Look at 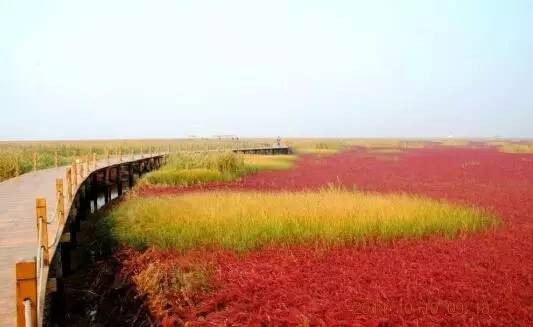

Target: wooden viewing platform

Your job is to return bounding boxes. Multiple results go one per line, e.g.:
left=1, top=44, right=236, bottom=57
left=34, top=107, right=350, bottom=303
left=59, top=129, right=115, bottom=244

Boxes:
left=0, top=153, right=165, bottom=326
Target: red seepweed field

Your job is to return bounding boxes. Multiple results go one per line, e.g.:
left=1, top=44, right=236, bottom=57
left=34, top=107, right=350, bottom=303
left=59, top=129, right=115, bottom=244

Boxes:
left=129, top=146, right=533, bottom=325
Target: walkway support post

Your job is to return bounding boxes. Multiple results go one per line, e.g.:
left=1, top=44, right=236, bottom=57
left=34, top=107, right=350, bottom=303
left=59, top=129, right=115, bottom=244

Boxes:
left=117, top=165, right=123, bottom=197
left=128, top=164, right=134, bottom=189
left=90, top=173, right=98, bottom=212
left=68, top=207, right=78, bottom=248
left=104, top=168, right=110, bottom=204
left=16, top=260, right=37, bottom=327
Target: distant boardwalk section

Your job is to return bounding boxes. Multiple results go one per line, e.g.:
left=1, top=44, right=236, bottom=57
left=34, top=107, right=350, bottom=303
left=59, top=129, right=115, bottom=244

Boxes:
left=232, top=145, right=290, bottom=155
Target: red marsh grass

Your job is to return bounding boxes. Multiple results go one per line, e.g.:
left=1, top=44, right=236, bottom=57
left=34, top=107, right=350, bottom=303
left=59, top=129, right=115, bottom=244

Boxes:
left=113, top=147, right=531, bottom=325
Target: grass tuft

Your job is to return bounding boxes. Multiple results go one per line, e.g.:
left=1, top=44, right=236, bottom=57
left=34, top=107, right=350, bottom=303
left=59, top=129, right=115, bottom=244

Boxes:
left=119, top=247, right=214, bottom=321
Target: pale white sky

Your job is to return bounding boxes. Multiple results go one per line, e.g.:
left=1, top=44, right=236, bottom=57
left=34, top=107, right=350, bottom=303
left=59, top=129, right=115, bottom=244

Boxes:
left=1, top=0, right=532, bottom=140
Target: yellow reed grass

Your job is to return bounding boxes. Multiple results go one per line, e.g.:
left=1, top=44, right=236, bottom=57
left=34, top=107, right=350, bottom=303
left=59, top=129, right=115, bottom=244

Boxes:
left=108, top=190, right=498, bottom=251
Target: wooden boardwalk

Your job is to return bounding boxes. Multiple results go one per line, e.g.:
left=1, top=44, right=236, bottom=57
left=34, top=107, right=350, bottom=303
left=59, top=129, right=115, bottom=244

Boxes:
left=232, top=145, right=290, bottom=155
left=0, top=155, right=158, bottom=326
left=0, top=146, right=288, bottom=326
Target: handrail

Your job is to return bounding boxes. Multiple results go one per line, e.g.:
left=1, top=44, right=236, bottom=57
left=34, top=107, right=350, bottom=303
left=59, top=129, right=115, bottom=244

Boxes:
left=14, top=146, right=286, bottom=326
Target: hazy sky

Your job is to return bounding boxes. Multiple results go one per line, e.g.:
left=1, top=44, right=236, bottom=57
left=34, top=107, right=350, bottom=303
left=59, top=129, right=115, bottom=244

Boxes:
left=1, top=0, right=532, bottom=140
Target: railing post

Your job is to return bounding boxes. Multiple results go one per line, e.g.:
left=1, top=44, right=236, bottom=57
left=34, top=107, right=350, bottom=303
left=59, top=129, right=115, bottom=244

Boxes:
left=56, top=179, right=65, bottom=227
left=117, top=165, right=123, bottom=197
left=16, top=260, right=37, bottom=327
left=79, top=160, right=84, bottom=180
left=66, top=168, right=72, bottom=202
left=77, top=160, right=81, bottom=184
left=128, top=163, right=134, bottom=188
left=36, top=198, right=49, bottom=265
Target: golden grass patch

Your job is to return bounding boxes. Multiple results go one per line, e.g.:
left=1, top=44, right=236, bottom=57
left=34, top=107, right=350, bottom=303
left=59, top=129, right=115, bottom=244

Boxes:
left=497, top=143, right=533, bottom=154
left=243, top=155, right=297, bottom=171
left=108, top=190, right=498, bottom=251
left=140, top=152, right=297, bottom=187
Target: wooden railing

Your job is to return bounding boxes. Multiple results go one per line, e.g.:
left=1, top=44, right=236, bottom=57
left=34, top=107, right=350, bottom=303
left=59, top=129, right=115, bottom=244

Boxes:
left=15, top=151, right=166, bottom=327
left=13, top=144, right=290, bottom=326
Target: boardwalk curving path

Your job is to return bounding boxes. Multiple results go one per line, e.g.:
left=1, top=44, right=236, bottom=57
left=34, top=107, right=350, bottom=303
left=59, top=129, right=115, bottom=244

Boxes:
left=0, top=146, right=288, bottom=326
left=0, top=155, right=157, bottom=326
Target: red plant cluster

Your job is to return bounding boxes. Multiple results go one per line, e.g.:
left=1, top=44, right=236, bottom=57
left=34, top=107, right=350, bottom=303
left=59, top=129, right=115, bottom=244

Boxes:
left=133, top=147, right=533, bottom=325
